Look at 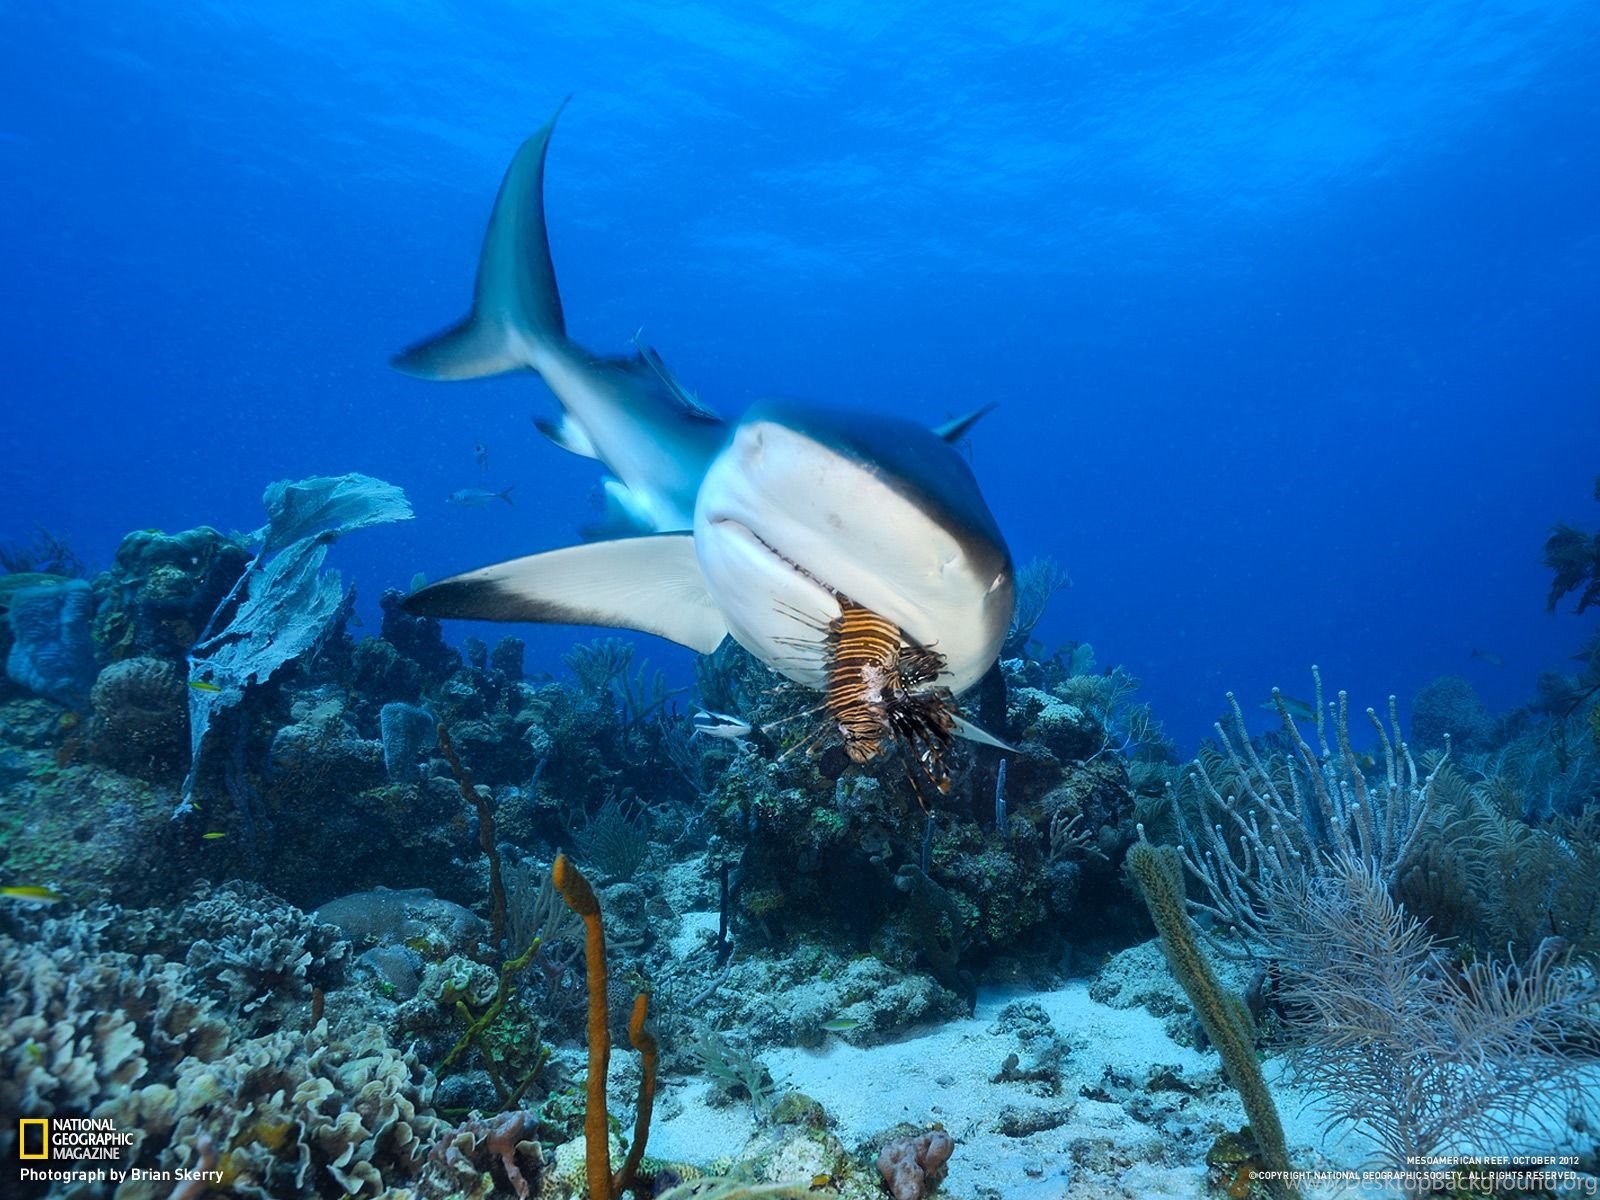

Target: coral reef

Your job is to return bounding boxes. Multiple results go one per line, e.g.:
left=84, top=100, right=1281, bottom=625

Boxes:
left=151, top=881, right=349, bottom=1034
left=267, top=694, right=387, bottom=805
left=107, top=1021, right=444, bottom=1199
left=0, top=906, right=232, bottom=1160
left=421, top=1109, right=547, bottom=1200
left=24, top=492, right=1557, bottom=1198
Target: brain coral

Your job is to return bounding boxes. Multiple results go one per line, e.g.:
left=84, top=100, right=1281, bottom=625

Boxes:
left=88, top=654, right=189, bottom=778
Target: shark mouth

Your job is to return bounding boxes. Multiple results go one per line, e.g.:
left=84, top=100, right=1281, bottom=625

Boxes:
left=711, top=514, right=972, bottom=792
left=712, top=518, right=829, bottom=590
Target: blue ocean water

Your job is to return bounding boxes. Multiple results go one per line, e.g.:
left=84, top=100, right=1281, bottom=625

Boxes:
left=3, top=1, right=1598, bottom=752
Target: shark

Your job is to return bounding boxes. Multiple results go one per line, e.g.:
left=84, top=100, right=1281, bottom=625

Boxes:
left=394, top=104, right=1016, bottom=758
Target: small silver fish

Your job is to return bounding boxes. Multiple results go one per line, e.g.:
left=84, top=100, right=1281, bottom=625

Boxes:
left=448, top=486, right=515, bottom=508
left=691, top=709, right=753, bottom=741
left=1262, top=694, right=1317, bottom=723
left=1470, top=647, right=1504, bottom=667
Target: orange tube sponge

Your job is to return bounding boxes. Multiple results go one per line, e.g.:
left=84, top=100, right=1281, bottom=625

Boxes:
left=553, top=853, right=612, bottom=1200
left=615, top=992, right=658, bottom=1194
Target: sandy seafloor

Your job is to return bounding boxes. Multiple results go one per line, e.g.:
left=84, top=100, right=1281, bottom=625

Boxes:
left=635, top=911, right=1590, bottom=1200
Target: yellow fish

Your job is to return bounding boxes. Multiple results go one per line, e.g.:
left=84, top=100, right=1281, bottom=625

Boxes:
left=188, top=680, right=222, bottom=693
left=202, top=832, right=227, bottom=840
left=2, top=886, right=64, bottom=904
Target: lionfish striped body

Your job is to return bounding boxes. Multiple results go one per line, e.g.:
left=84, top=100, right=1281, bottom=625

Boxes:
left=825, top=599, right=958, bottom=793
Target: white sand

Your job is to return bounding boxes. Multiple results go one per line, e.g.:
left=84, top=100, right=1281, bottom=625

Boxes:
left=647, top=976, right=1385, bottom=1198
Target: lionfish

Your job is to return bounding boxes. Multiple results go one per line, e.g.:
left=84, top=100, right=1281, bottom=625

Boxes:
left=770, top=597, right=964, bottom=804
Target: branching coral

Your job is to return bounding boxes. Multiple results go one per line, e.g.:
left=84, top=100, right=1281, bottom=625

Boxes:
left=1544, top=476, right=1600, bottom=614
left=1003, top=555, right=1071, bottom=655
left=0, top=526, right=86, bottom=577
left=1172, top=667, right=1438, bottom=956
left=1169, top=669, right=1600, bottom=1166
left=1268, top=854, right=1600, bottom=1164
left=572, top=791, right=653, bottom=882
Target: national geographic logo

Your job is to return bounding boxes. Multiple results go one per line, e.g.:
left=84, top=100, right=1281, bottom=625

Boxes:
left=15, top=1117, right=132, bottom=1160
left=14, top=1117, right=222, bottom=1189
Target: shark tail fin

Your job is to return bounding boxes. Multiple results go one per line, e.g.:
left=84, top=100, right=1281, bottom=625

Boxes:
left=392, top=98, right=572, bottom=381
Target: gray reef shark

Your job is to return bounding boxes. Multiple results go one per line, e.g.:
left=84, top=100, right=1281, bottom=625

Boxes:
left=393, top=104, right=1016, bottom=764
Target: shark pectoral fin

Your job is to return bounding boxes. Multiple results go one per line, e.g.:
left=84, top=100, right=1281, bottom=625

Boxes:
left=392, top=99, right=571, bottom=381
left=535, top=412, right=600, bottom=459
left=949, top=712, right=1017, bottom=753
left=402, top=533, right=729, bottom=654
left=934, top=403, right=997, bottom=444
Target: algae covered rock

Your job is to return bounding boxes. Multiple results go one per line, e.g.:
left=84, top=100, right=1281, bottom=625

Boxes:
left=267, top=694, right=386, bottom=803
left=92, top=526, right=250, bottom=662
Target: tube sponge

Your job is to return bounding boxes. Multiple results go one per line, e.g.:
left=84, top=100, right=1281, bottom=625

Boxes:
left=4, top=579, right=97, bottom=708
left=379, top=702, right=437, bottom=783
left=1126, top=838, right=1296, bottom=1199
